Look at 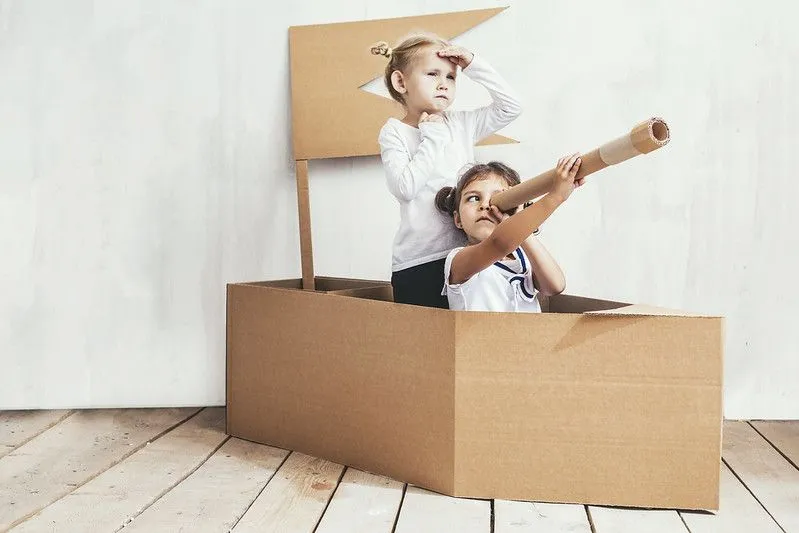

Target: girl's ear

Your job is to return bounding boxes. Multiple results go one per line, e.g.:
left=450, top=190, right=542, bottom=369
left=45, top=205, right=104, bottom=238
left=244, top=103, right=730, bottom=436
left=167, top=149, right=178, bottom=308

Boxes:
left=453, top=211, right=462, bottom=229
left=390, top=70, right=407, bottom=95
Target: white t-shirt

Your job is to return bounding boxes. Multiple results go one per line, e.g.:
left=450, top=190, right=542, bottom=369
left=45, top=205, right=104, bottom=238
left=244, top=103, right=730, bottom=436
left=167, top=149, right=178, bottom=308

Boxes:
left=442, top=246, right=542, bottom=313
left=377, top=55, right=523, bottom=272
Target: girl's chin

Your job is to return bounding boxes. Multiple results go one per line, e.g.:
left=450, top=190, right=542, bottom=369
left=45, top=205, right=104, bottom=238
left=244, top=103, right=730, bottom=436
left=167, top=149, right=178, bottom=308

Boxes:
left=467, top=232, right=492, bottom=244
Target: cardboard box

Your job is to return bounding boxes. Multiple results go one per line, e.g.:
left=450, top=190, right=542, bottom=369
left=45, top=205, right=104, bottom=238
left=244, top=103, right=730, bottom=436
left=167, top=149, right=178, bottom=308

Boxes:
left=226, top=279, right=723, bottom=510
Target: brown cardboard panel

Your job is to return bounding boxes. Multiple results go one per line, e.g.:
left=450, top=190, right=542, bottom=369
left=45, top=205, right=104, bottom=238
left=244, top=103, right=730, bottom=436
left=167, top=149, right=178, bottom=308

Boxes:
left=328, top=285, right=394, bottom=302
left=226, top=282, right=723, bottom=509
left=226, top=283, right=456, bottom=494
left=313, top=277, right=391, bottom=291
left=289, top=7, right=517, bottom=160
left=295, top=160, right=314, bottom=289
left=241, top=279, right=304, bottom=289
left=452, top=311, right=723, bottom=510
left=239, top=277, right=390, bottom=292
left=548, top=293, right=631, bottom=314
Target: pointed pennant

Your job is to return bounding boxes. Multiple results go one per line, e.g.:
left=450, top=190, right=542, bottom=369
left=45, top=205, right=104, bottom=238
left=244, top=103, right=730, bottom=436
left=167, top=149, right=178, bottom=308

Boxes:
left=289, top=7, right=516, bottom=160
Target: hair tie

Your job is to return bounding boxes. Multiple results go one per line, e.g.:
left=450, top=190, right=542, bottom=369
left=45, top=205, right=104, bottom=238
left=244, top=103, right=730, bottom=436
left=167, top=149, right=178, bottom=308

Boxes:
left=370, top=41, right=392, bottom=58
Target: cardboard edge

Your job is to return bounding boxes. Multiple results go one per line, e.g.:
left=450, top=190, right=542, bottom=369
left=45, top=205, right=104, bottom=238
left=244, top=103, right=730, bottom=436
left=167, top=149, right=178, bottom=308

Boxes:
left=230, top=276, right=390, bottom=289
left=585, top=303, right=723, bottom=318
left=286, top=5, right=508, bottom=30
left=225, top=283, right=235, bottom=435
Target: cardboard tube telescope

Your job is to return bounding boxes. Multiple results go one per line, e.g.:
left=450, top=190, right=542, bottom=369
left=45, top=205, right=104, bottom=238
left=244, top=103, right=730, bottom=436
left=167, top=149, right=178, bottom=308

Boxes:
left=490, top=117, right=670, bottom=211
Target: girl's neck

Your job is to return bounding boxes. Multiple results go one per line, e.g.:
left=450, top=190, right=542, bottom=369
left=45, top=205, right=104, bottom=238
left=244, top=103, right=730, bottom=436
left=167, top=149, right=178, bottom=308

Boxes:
left=401, top=109, right=423, bottom=127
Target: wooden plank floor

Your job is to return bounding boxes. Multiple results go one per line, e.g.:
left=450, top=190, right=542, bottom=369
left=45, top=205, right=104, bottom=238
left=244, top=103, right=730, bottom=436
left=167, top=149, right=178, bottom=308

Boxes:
left=1, top=410, right=797, bottom=532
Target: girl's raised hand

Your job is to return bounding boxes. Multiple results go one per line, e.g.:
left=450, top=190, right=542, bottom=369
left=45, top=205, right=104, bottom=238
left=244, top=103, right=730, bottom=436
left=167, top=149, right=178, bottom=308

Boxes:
left=437, top=46, right=474, bottom=69
left=551, top=153, right=582, bottom=202
left=488, top=204, right=510, bottom=225
left=419, top=111, right=444, bottom=125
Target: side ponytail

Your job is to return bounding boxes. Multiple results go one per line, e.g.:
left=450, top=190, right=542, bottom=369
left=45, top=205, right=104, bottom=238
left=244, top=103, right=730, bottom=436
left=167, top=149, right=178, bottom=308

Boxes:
left=435, top=186, right=456, bottom=215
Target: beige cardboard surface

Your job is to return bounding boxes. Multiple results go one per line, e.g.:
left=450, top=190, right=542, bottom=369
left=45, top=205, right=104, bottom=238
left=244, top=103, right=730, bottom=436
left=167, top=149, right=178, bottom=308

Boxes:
left=547, top=293, right=631, bottom=313
left=289, top=7, right=517, bottom=160
left=227, top=282, right=455, bottom=494
left=241, top=276, right=392, bottom=291
left=452, top=310, right=723, bottom=509
left=226, top=282, right=724, bottom=510
left=295, top=160, right=314, bottom=289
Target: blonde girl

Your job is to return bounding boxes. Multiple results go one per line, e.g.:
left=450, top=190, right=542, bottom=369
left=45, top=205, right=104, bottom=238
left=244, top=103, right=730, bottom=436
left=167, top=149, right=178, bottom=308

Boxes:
left=371, top=34, right=522, bottom=308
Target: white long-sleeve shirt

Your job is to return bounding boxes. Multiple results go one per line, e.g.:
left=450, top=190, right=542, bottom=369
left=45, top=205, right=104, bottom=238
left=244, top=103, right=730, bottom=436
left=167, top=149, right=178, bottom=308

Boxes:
left=378, top=54, right=523, bottom=272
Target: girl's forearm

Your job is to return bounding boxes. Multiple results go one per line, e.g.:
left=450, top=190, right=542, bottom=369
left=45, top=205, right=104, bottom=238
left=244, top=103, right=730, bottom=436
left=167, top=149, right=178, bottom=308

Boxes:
left=488, top=194, right=563, bottom=258
left=520, top=236, right=566, bottom=296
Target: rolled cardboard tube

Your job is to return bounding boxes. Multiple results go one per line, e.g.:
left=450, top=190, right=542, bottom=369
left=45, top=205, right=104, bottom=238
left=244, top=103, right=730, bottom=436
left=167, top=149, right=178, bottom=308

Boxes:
left=490, top=117, right=670, bottom=211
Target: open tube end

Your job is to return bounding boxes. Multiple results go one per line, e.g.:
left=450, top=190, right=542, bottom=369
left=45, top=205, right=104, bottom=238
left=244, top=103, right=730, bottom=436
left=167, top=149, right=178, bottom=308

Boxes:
left=650, top=117, right=670, bottom=145
left=631, top=117, right=670, bottom=153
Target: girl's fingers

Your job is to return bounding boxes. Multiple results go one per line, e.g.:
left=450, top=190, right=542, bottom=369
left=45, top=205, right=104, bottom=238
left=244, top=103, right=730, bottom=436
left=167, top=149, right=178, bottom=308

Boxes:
left=570, top=159, right=582, bottom=178
left=567, top=153, right=579, bottom=168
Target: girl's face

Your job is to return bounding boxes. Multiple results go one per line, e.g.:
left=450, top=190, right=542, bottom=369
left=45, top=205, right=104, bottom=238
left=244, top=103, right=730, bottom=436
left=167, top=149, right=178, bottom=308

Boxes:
left=396, top=47, right=457, bottom=114
left=454, top=174, right=511, bottom=244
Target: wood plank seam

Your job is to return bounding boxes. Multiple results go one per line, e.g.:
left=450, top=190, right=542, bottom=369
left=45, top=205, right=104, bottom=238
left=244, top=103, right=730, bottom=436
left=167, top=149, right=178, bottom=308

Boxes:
left=389, top=483, right=408, bottom=533
left=311, top=465, right=348, bottom=533
left=6, top=407, right=204, bottom=531
left=748, top=421, right=799, bottom=472
left=585, top=506, right=597, bottom=533
left=116, top=434, right=233, bottom=533
left=678, top=510, right=692, bottom=532
left=720, top=457, right=787, bottom=533
left=2, top=410, right=75, bottom=457
left=225, top=449, right=293, bottom=531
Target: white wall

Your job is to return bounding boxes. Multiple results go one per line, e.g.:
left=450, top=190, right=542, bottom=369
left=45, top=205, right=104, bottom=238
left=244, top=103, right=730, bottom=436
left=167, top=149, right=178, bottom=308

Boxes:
left=2, top=0, right=797, bottom=418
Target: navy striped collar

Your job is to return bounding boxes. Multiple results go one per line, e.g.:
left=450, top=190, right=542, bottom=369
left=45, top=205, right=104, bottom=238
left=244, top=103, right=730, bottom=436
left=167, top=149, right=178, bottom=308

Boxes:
left=492, top=248, right=536, bottom=300
left=493, top=247, right=527, bottom=275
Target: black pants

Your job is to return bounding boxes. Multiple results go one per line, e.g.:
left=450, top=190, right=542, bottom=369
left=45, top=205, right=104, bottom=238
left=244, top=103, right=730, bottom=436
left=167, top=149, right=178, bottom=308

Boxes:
left=391, top=258, right=449, bottom=309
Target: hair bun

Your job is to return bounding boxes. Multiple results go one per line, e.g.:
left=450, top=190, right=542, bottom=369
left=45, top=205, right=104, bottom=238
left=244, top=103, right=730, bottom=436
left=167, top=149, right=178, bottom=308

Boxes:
left=370, top=41, right=392, bottom=58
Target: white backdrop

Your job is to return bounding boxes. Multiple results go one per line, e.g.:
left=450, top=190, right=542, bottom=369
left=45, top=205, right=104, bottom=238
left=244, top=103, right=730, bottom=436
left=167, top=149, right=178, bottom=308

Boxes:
left=2, top=0, right=797, bottom=418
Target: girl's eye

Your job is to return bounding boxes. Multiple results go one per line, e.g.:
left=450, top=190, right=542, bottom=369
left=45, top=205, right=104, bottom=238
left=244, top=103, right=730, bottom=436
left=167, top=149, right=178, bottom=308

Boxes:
left=447, top=75, right=455, bottom=80
left=427, top=72, right=436, bottom=76
left=466, top=195, right=478, bottom=202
